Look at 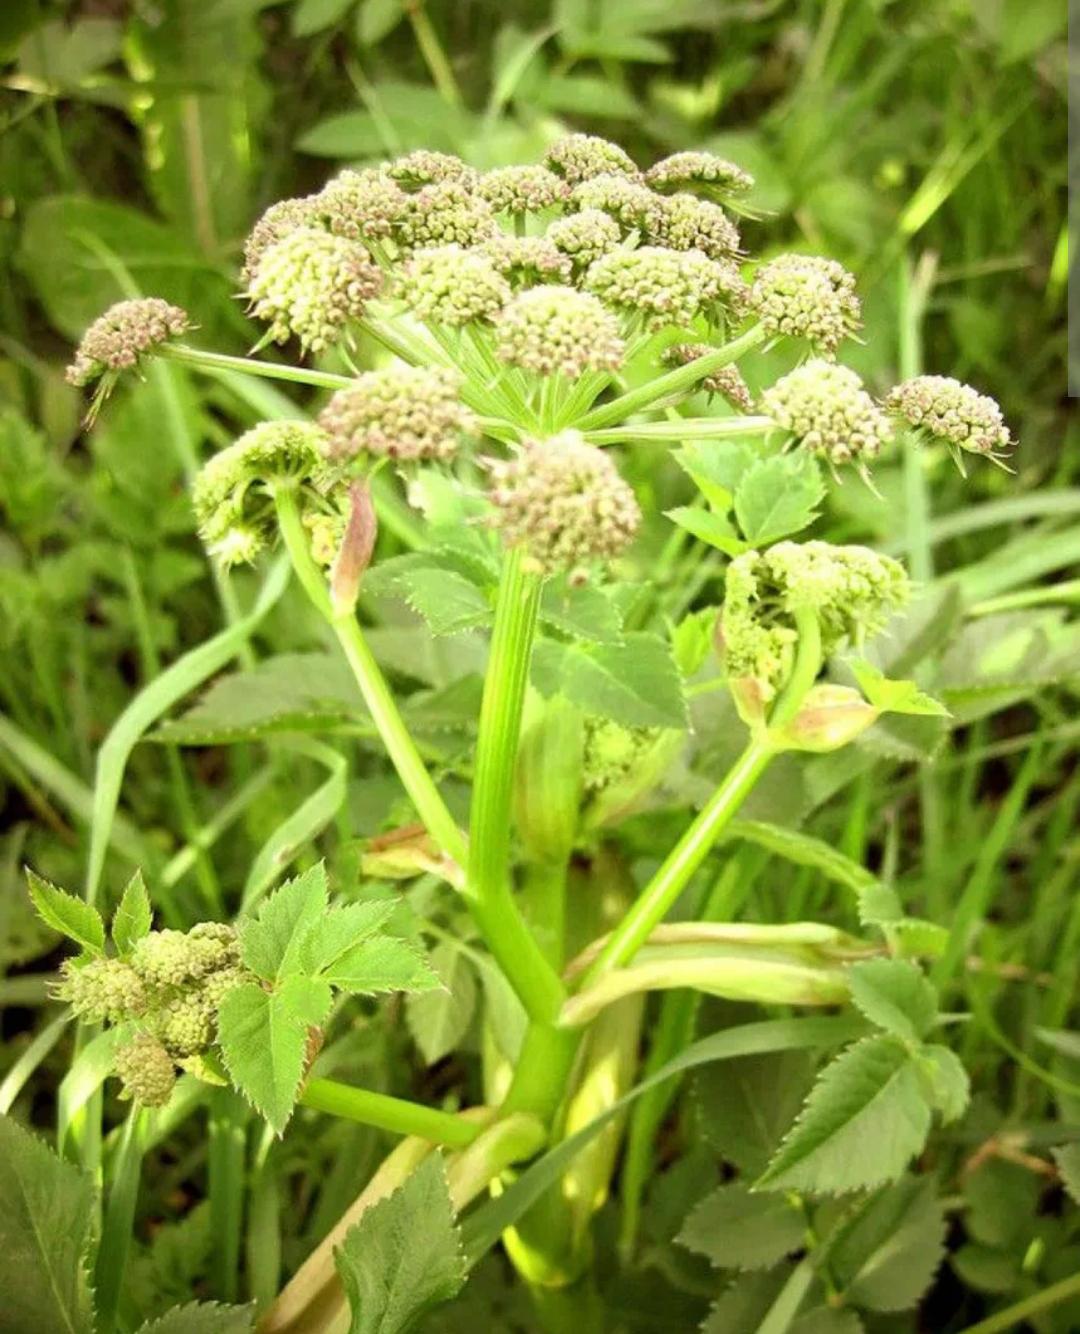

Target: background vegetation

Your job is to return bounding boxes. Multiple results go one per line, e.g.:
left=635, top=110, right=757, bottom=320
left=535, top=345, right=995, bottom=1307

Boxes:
left=0, top=1, right=1074, bottom=1331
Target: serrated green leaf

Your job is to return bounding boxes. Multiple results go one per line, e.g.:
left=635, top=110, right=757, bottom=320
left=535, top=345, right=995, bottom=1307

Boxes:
left=791, top=1312, right=864, bottom=1334
left=733, top=455, right=824, bottom=546
left=701, top=1269, right=791, bottom=1334
left=757, top=1036, right=931, bottom=1194
left=401, top=569, right=493, bottom=636
left=406, top=942, right=476, bottom=1065
left=856, top=882, right=904, bottom=925
left=0, top=1114, right=96, bottom=1334
left=883, top=917, right=949, bottom=959
left=298, top=901, right=397, bottom=975
left=336, top=1154, right=464, bottom=1334
left=848, top=659, right=949, bottom=718
left=26, top=869, right=105, bottom=955
left=698, top=1049, right=815, bottom=1178
left=532, top=633, right=687, bottom=729
left=678, top=1182, right=804, bottom=1270
left=1053, top=1144, right=1080, bottom=1205
left=136, top=1300, right=256, bottom=1333
left=665, top=505, right=745, bottom=554
left=239, top=864, right=329, bottom=981
left=724, top=820, right=879, bottom=896
left=539, top=581, right=624, bottom=644
left=675, top=440, right=756, bottom=510
left=828, top=1175, right=946, bottom=1312
left=918, top=1044, right=970, bottom=1123
left=111, top=869, right=152, bottom=958
left=322, top=937, right=439, bottom=996
left=218, top=977, right=332, bottom=1135
left=848, top=959, right=938, bottom=1041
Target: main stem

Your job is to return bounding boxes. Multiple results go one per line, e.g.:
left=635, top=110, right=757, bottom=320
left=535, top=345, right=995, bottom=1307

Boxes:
left=465, top=551, right=566, bottom=1025
left=274, top=488, right=466, bottom=868
left=300, top=1077, right=481, bottom=1148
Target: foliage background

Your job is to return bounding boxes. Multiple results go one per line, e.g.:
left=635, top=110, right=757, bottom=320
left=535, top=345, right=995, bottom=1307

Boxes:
left=0, top=1, right=1074, bottom=1331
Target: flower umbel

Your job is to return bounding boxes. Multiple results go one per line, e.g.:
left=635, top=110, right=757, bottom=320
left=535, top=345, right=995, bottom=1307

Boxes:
left=662, top=344, right=754, bottom=410
left=495, top=286, right=625, bottom=377
left=585, top=246, right=724, bottom=329
left=487, top=431, right=641, bottom=576
left=750, top=254, right=861, bottom=354
left=545, top=209, right=622, bottom=269
left=544, top=133, right=640, bottom=185
left=318, top=366, right=474, bottom=463
left=645, top=151, right=755, bottom=198
left=114, top=1032, right=177, bottom=1108
left=478, top=165, right=569, bottom=215
left=762, top=360, right=893, bottom=469
left=885, top=375, right=1013, bottom=463
left=399, top=245, right=511, bottom=326
left=65, top=298, right=190, bottom=391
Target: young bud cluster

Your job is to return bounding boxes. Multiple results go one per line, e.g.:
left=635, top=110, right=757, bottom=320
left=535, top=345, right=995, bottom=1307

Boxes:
left=584, top=246, right=724, bottom=329
left=750, top=255, right=861, bottom=354
left=885, top=375, right=1012, bottom=459
left=721, top=541, right=909, bottom=700
left=495, top=286, right=625, bottom=377
left=583, top=719, right=665, bottom=794
left=315, top=168, right=408, bottom=241
left=486, top=431, right=641, bottom=576
left=478, top=165, right=569, bottom=215
left=396, top=179, right=496, bottom=249
left=482, top=235, right=573, bottom=286
left=399, top=245, right=511, bottom=326
left=114, top=1032, right=177, bottom=1109
left=645, top=151, right=755, bottom=198
left=545, top=209, right=622, bottom=268
left=647, top=194, right=741, bottom=260
left=662, top=344, right=754, bottom=410
left=318, top=366, right=473, bottom=462
left=544, top=133, right=640, bottom=185
left=65, top=298, right=190, bottom=388
left=57, top=957, right=148, bottom=1022
left=386, top=149, right=478, bottom=190
left=192, top=420, right=326, bottom=566
left=762, top=360, right=893, bottom=467
left=245, top=227, right=383, bottom=352
left=569, top=174, right=664, bottom=235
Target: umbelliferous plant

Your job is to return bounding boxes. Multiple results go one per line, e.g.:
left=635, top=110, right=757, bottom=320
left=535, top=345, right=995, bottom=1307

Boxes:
left=16, top=134, right=1019, bottom=1333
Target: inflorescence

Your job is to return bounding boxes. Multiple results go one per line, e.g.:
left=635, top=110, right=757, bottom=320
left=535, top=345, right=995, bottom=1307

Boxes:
left=66, top=298, right=190, bottom=389
left=762, top=360, right=893, bottom=469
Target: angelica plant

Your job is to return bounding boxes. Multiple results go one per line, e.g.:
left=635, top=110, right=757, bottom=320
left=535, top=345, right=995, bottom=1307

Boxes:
left=16, top=134, right=1021, bottom=1334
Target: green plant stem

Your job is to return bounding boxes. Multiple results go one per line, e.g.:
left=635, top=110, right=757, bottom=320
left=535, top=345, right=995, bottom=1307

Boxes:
left=573, top=323, right=767, bottom=431
left=466, top=551, right=567, bottom=1024
left=583, top=415, right=775, bottom=444
left=161, top=342, right=355, bottom=391
left=300, top=1078, right=482, bottom=1148
left=94, top=1107, right=146, bottom=1334
left=404, top=0, right=463, bottom=109
left=274, top=488, right=467, bottom=868
left=579, top=740, right=775, bottom=985
left=971, top=578, right=1080, bottom=616
left=208, top=1089, right=247, bottom=1303
left=957, top=1272, right=1080, bottom=1334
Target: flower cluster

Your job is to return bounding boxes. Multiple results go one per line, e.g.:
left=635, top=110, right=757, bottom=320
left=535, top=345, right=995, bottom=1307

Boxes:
left=58, top=921, right=250, bottom=1107
left=65, top=298, right=190, bottom=388
left=478, top=165, right=569, bottom=215
left=192, top=420, right=325, bottom=565
left=885, top=375, right=1012, bottom=459
left=762, top=360, right=893, bottom=467
left=750, top=254, right=861, bottom=354
left=570, top=174, right=664, bottom=235
left=482, top=234, right=573, bottom=285
left=721, top=541, right=909, bottom=700
left=245, top=227, right=382, bottom=352
left=648, top=194, right=741, bottom=260
left=545, top=133, right=640, bottom=185
left=662, top=343, right=754, bottom=409
left=546, top=209, right=622, bottom=268
left=386, top=149, right=478, bottom=189
left=486, top=431, right=641, bottom=577
left=645, top=151, right=755, bottom=198
left=584, top=246, right=728, bottom=329
left=318, top=366, right=474, bottom=463
left=397, top=179, right=496, bottom=249
left=583, top=718, right=665, bottom=794
left=495, top=287, right=625, bottom=377
left=400, top=245, right=510, bottom=325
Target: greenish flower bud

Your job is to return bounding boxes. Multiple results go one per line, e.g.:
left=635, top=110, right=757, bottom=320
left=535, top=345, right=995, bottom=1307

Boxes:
left=241, top=197, right=318, bottom=283
left=313, top=168, right=408, bottom=241
left=396, top=179, right=496, bottom=249
left=154, top=990, right=215, bottom=1058
left=305, top=511, right=346, bottom=567
left=318, top=366, right=473, bottom=462
left=478, top=165, right=569, bottom=214
left=645, top=151, right=754, bottom=198
left=581, top=718, right=684, bottom=831
left=773, top=683, right=879, bottom=752
left=661, top=343, right=754, bottom=409
left=481, top=234, right=573, bottom=286
left=762, top=360, right=893, bottom=467
left=750, top=254, right=861, bottom=353
left=192, top=421, right=326, bottom=565
left=584, top=246, right=725, bottom=330
left=569, top=174, right=663, bottom=234
left=720, top=541, right=909, bottom=703
left=885, top=375, right=1012, bottom=460
left=385, top=150, right=477, bottom=190
left=545, top=209, right=622, bottom=269
left=57, top=957, right=149, bottom=1023
left=131, top=922, right=239, bottom=992
left=399, top=245, right=511, bottom=326
left=114, top=1032, right=177, bottom=1108
left=199, top=963, right=253, bottom=1011
left=65, top=298, right=191, bottom=389
left=487, top=431, right=640, bottom=576
left=647, top=193, right=741, bottom=260
left=494, top=286, right=625, bottom=377
left=544, top=133, right=640, bottom=185
left=246, top=227, right=383, bottom=353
